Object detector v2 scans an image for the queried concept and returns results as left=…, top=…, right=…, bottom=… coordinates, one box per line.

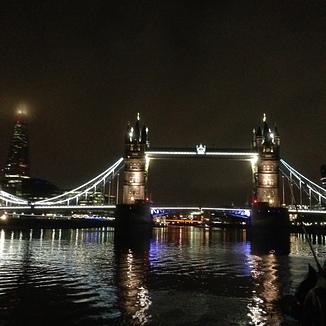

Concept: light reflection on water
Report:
left=115, top=246, right=151, bottom=325
left=0, top=226, right=325, bottom=325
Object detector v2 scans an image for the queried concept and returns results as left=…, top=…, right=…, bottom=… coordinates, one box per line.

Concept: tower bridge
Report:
left=121, top=112, right=281, bottom=208
left=1, top=113, right=326, bottom=227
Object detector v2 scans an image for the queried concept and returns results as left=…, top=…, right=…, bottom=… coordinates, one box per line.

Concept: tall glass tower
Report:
left=2, top=109, right=30, bottom=195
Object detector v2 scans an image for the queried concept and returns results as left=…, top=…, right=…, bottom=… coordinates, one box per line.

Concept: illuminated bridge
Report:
left=0, top=114, right=326, bottom=226
left=0, top=155, right=325, bottom=220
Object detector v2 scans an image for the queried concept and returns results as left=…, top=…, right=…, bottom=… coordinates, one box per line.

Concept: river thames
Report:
left=0, top=225, right=325, bottom=325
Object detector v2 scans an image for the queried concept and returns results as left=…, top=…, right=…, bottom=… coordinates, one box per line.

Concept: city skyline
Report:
left=1, top=2, right=326, bottom=206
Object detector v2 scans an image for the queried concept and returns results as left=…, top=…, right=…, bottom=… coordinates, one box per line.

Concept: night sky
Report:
left=1, top=1, right=326, bottom=206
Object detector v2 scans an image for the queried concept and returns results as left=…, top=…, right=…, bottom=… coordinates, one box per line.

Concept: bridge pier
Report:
left=115, top=113, right=152, bottom=229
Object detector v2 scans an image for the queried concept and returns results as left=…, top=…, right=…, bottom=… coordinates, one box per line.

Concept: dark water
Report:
left=0, top=226, right=325, bottom=326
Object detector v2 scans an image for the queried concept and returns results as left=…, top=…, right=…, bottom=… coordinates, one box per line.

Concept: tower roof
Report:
left=133, top=112, right=141, bottom=142
left=125, top=113, right=149, bottom=145
left=274, top=122, right=279, bottom=137
left=256, top=113, right=280, bottom=146
left=262, top=113, right=270, bottom=138
left=256, top=126, right=262, bottom=137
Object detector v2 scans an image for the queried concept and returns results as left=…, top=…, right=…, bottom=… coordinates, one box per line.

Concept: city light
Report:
left=16, top=102, right=28, bottom=116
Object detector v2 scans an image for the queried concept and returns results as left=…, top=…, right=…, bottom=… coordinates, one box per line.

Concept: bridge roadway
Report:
left=0, top=205, right=326, bottom=226
left=0, top=205, right=251, bottom=220
left=2, top=204, right=326, bottom=217
left=145, top=147, right=258, bottom=160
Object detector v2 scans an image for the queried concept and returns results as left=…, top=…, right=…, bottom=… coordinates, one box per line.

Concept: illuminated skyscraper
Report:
left=2, top=109, right=30, bottom=195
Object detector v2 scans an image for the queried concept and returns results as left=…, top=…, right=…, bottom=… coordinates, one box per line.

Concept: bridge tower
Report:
left=252, top=114, right=281, bottom=207
left=115, top=113, right=151, bottom=231
left=121, top=113, right=150, bottom=205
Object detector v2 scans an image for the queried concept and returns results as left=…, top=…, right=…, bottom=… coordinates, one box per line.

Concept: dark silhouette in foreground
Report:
left=296, top=264, right=319, bottom=306
left=280, top=261, right=326, bottom=325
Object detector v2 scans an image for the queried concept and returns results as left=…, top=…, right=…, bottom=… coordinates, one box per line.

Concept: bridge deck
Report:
left=146, top=147, right=257, bottom=160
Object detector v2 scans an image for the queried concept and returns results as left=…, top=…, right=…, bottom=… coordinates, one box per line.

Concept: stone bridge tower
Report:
left=122, top=113, right=150, bottom=205
left=251, top=114, right=281, bottom=207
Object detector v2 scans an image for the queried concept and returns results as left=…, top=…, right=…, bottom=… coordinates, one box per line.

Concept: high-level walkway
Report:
left=146, top=147, right=257, bottom=160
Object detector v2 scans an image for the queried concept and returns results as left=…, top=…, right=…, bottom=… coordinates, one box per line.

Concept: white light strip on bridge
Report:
left=205, top=152, right=257, bottom=156
left=34, top=205, right=116, bottom=210
left=151, top=206, right=201, bottom=210
left=151, top=206, right=251, bottom=212
left=288, top=209, right=326, bottom=214
left=306, top=184, right=326, bottom=200
left=146, top=151, right=257, bottom=157
left=1, top=205, right=116, bottom=211
left=35, top=157, right=124, bottom=205
left=201, top=207, right=251, bottom=211
left=0, top=190, right=28, bottom=205
left=281, top=159, right=326, bottom=194
left=146, top=151, right=197, bottom=155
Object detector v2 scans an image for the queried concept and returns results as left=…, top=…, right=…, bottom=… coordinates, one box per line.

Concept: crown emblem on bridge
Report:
left=196, top=144, right=206, bottom=154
